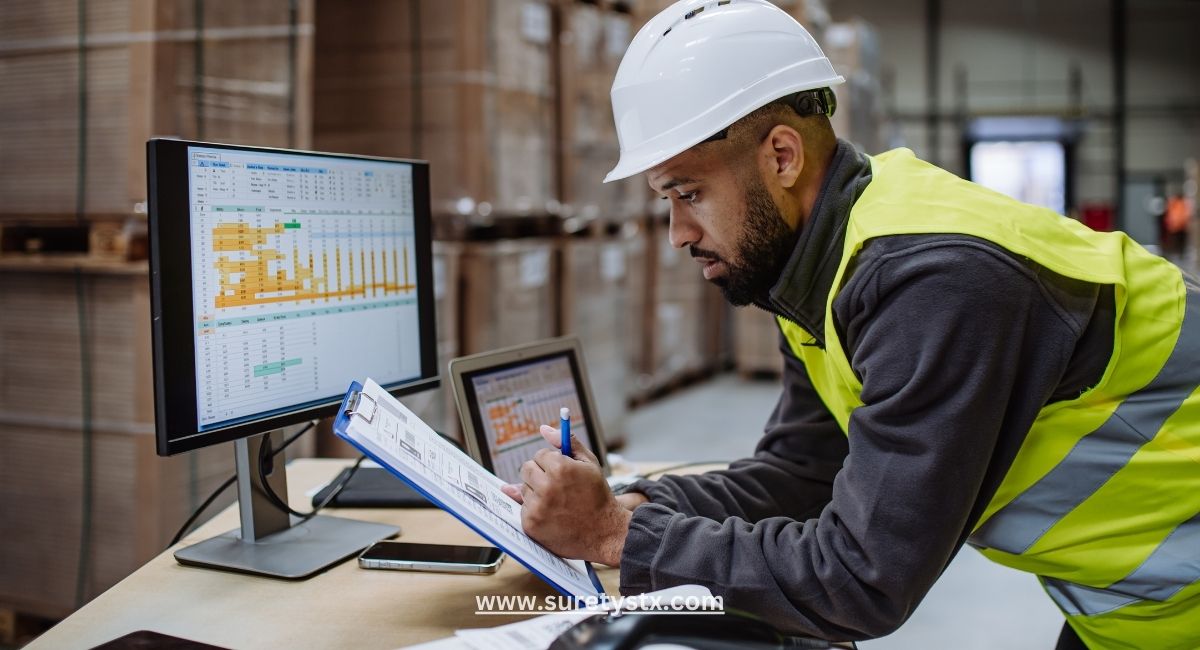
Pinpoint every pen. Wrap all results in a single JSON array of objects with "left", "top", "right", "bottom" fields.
[
  {"left": 559, "top": 405, "right": 605, "bottom": 597},
  {"left": 560, "top": 407, "right": 572, "bottom": 457}
]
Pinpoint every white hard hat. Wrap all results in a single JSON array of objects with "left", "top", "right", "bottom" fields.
[{"left": 604, "top": 0, "right": 844, "bottom": 183}]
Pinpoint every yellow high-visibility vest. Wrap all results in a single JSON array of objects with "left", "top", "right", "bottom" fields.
[{"left": 778, "top": 149, "right": 1200, "bottom": 649}]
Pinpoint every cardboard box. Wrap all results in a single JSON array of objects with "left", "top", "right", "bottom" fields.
[
  {"left": 558, "top": 3, "right": 647, "bottom": 222},
  {"left": 825, "top": 19, "right": 884, "bottom": 153},
  {"left": 0, "top": 264, "right": 315, "bottom": 617},
  {"left": 559, "top": 236, "right": 629, "bottom": 446},
  {"left": 404, "top": 241, "right": 462, "bottom": 440},
  {"left": 458, "top": 238, "right": 559, "bottom": 355},
  {"left": 0, "top": 0, "right": 314, "bottom": 220},
  {"left": 314, "top": 0, "right": 558, "bottom": 217},
  {"left": 641, "top": 219, "right": 708, "bottom": 392}
]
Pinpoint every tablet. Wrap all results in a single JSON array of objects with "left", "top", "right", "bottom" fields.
[{"left": 448, "top": 337, "right": 610, "bottom": 484}]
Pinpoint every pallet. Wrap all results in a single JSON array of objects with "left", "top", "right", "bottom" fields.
[
  {"left": 0, "top": 218, "right": 147, "bottom": 262},
  {"left": 627, "top": 364, "right": 723, "bottom": 409}
]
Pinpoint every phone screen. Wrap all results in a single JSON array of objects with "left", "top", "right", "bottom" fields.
[{"left": 361, "top": 542, "right": 502, "bottom": 565}]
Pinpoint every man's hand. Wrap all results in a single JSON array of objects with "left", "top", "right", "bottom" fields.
[{"left": 499, "top": 425, "right": 632, "bottom": 566}]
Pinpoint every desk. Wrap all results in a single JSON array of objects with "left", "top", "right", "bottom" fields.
[{"left": 30, "top": 458, "right": 705, "bottom": 649}]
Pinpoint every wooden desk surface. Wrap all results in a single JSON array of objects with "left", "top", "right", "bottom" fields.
[{"left": 30, "top": 458, "right": 710, "bottom": 649}]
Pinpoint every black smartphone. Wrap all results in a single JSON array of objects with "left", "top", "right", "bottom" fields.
[{"left": 358, "top": 542, "right": 505, "bottom": 574}]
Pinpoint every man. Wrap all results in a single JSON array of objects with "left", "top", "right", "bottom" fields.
[{"left": 499, "top": 1, "right": 1200, "bottom": 647}]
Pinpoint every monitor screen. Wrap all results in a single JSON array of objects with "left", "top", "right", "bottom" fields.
[
  {"left": 461, "top": 353, "right": 597, "bottom": 483},
  {"left": 148, "top": 140, "right": 438, "bottom": 455}
]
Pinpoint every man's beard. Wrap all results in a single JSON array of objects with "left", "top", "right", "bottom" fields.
[{"left": 691, "top": 178, "right": 798, "bottom": 307}]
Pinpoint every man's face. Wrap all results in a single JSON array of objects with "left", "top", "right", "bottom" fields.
[{"left": 647, "top": 146, "right": 799, "bottom": 306}]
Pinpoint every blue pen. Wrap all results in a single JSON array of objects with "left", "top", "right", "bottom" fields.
[
  {"left": 560, "top": 405, "right": 605, "bottom": 597},
  {"left": 560, "top": 407, "right": 572, "bottom": 457}
]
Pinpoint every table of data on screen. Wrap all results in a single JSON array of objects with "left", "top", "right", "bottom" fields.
[{"left": 188, "top": 147, "right": 422, "bottom": 429}]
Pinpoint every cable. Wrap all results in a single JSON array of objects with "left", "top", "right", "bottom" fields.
[
  {"left": 256, "top": 432, "right": 366, "bottom": 521},
  {"left": 167, "top": 421, "right": 316, "bottom": 547},
  {"left": 73, "top": 0, "right": 94, "bottom": 609},
  {"left": 642, "top": 460, "right": 730, "bottom": 478},
  {"left": 169, "top": 475, "right": 235, "bottom": 548}
]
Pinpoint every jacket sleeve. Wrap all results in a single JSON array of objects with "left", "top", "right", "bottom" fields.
[
  {"left": 618, "top": 244, "right": 1088, "bottom": 639},
  {"left": 625, "top": 327, "right": 847, "bottom": 523}
]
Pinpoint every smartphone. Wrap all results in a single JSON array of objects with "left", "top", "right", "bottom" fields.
[{"left": 358, "top": 542, "right": 505, "bottom": 574}]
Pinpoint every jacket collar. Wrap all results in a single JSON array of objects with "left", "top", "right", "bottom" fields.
[{"left": 758, "top": 139, "right": 874, "bottom": 349}]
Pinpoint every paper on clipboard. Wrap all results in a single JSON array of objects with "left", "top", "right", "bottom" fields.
[{"left": 336, "top": 378, "right": 602, "bottom": 601}]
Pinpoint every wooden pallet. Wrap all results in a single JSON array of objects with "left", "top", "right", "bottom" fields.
[{"left": 0, "top": 218, "right": 147, "bottom": 261}]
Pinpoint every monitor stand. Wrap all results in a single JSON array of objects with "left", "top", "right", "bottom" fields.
[{"left": 174, "top": 430, "right": 399, "bottom": 579}]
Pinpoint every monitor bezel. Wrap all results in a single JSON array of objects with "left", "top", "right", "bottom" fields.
[
  {"left": 147, "top": 138, "right": 439, "bottom": 456},
  {"left": 447, "top": 337, "right": 610, "bottom": 481}
]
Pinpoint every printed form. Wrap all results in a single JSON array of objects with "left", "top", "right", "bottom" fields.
[{"left": 340, "top": 378, "right": 601, "bottom": 600}]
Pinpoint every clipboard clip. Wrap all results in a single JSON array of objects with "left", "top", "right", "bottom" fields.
[{"left": 345, "top": 390, "right": 377, "bottom": 424}]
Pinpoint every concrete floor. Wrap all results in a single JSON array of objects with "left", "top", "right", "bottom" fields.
[{"left": 619, "top": 374, "right": 1065, "bottom": 649}]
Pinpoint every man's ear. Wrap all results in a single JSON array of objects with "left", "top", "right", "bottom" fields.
[{"left": 765, "top": 124, "right": 804, "bottom": 190}]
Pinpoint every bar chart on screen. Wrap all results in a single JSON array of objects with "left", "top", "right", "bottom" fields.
[
  {"left": 186, "top": 146, "right": 424, "bottom": 430},
  {"left": 201, "top": 211, "right": 415, "bottom": 310}
]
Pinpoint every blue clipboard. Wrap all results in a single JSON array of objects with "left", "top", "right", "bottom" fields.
[{"left": 334, "top": 381, "right": 607, "bottom": 601}]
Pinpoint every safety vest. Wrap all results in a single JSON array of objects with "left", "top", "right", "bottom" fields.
[{"left": 778, "top": 149, "right": 1200, "bottom": 649}]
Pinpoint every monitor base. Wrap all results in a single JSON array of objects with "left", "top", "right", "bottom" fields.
[
  {"left": 175, "top": 514, "right": 399, "bottom": 580},
  {"left": 173, "top": 431, "right": 398, "bottom": 579}
]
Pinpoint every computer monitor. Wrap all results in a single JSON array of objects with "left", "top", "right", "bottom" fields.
[{"left": 147, "top": 139, "right": 438, "bottom": 578}]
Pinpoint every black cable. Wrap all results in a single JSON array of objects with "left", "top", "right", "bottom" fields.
[
  {"left": 643, "top": 460, "right": 730, "bottom": 478},
  {"left": 256, "top": 431, "right": 366, "bottom": 521},
  {"left": 167, "top": 421, "right": 316, "bottom": 547},
  {"left": 169, "top": 475, "right": 236, "bottom": 548},
  {"left": 73, "top": 0, "right": 94, "bottom": 609}
]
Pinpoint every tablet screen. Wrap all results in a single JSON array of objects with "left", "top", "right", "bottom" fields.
[{"left": 461, "top": 352, "right": 598, "bottom": 483}]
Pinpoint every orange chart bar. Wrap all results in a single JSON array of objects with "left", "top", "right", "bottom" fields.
[{"left": 211, "top": 220, "right": 415, "bottom": 309}]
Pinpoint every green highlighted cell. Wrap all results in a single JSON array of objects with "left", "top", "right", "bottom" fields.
[
  {"left": 283, "top": 221, "right": 302, "bottom": 229},
  {"left": 254, "top": 358, "right": 303, "bottom": 377}
]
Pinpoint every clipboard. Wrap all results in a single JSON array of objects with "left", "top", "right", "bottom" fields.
[{"left": 334, "top": 380, "right": 607, "bottom": 601}]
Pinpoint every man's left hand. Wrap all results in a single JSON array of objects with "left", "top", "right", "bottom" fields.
[{"left": 499, "top": 425, "right": 631, "bottom": 566}]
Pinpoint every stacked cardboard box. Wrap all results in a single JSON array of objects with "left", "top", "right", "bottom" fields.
[
  {"left": 314, "top": 0, "right": 558, "bottom": 217},
  {"left": 558, "top": 1, "right": 646, "bottom": 223},
  {"left": 639, "top": 219, "right": 709, "bottom": 393},
  {"left": 0, "top": 0, "right": 314, "bottom": 221},
  {"left": 0, "top": 265, "right": 319, "bottom": 617},
  {"left": 621, "top": 221, "right": 651, "bottom": 399},
  {"left": 559, "top": 236, "right": 630, "bottom": 446},
  {"left": 405, "top": 241, "right": 463, "bottom": 439},
  {"left": 825, "top": 19, "right": 883, "bottom": 153},
  {"left": 458, "top": 238, "right": 559, "bottom": 355}
]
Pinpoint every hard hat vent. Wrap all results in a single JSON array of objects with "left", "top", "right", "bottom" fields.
[{"left": 663, "top": 0, "right": 736, "bottom": 38}]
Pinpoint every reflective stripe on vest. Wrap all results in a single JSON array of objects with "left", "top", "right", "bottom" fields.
[
  {"left": 776, "top": 148, "right": 1200, "bottom": 633},
  {"left": 1044, "top": 509, "right": 1200, "bottom": 616},
  {"left": 969, "top": 288, "right": 1200, "bottom": 555}
]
